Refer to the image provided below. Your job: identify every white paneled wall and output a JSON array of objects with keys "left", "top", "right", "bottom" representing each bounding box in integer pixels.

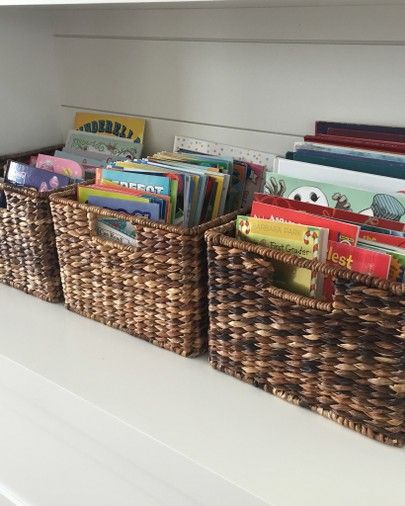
[
  {"left": 0, "top": 9, "right": 62, "bottom": 154},
  {"left": 1, "top": 4, "right": 405, "bottom": 155},
  {"left": 53, "top": 4, "right": 405, "bottom": 155}
]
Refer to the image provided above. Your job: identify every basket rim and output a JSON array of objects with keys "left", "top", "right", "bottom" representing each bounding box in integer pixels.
[
  {"left": 205, "top": 220, "right": 405, "bottom": 296},
  {"left": 49, "top": 185, "right": 241, "bottom": 237}
]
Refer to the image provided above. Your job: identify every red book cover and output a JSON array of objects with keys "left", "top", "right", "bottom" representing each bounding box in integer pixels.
[
  {"left": 315, "top": 121, "right": 405, "bottom": 141},
  {"left": 251, "top": 201, "right": 359, "bottom": 244},
  {"left": 359, "top": 230, "right": 405, "bottom": 248},
  {"left": 253, "top": 194, "right": 405, "bottom": 234},
  {"left": 304, "top": 134, "right": 405, "bottom": 154},
  {"left": 325, "top": 241, "right": 391, "bottom": 300},
  {"left": 326, "top": 128, "right": 405, "bottom": 143}
]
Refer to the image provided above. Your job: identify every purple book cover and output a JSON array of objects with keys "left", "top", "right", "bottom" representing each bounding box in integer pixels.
[
  {"left": 5, "top": 161, "right": 71, "bottom": 192},
  {"left": 88, "top": 195, "right": 161, "bottom": 221}
]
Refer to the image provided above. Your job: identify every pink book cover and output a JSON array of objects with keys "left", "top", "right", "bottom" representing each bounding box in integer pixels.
[{"left": 36, "top": 154, "right": 83, "bottom": 179}]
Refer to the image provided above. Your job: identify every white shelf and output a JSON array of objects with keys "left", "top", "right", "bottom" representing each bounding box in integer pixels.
[
  {"left": 0, "top": 283, "right": 404, "bottom": 506},
  {"left": 2, "top": 0, "right": 405, "bottom": 8}
]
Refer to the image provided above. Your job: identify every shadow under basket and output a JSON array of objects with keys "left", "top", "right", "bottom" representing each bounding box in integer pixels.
[
  {"left": 49, "top": 186, "right": 239, "bottom": 357},
  {"left": 0, "top": 146, "right": 64, "bottom": 302},
  {"left": 205, "top": 221, "right": 405, "bottom": 446}
]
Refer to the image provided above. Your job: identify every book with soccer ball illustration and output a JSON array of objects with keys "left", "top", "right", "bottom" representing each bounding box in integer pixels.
[{"left": 236, "top": 215, "right": 329, "bottom": 298}]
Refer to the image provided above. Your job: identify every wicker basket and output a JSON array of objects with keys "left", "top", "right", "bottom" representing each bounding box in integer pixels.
[
  {"left": 0, "top": 146, "right": 64, "bottom": 302},
  {"left": 49, "top": 186, "right": 239, "bottom": 357},
  {"left": 205, "top": 221, "right": 405, "bottom": 446}
]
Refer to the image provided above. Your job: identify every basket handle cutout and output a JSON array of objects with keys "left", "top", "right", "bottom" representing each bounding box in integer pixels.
[
  {"left": 263, "top": 283, "right": 334, "bottom": 312},
  {"left": 87, "top": 208, "right": 139, "bottom": 251}
]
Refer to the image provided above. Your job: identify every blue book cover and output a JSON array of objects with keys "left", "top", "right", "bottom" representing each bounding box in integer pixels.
[
  {"left": 293, "top": 149, "right": 405, "bottom": 180},
  {"left": 5, "top": 161, "right": 71, "bottom": 192},
  {"left": 88, "top": 195, "right": 161, "bottom": 221},
  {"left": 100, "top": 168, "right": 171, "bottom": 195}
]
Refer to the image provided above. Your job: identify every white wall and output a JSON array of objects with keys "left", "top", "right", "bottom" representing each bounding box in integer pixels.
[
  {"left": 1, "top": 4, "right": 405, "bottom": 157},
  {"left": 53, "top": 4, "right": 405, "bottom": 156},
  {"left": 0, "top": 8, "right": 62, "bottom": 155}
]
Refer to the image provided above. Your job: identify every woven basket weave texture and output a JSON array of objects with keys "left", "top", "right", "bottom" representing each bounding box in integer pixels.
[
  {"left": 0, "top": 146, "right": 64, "bottom": 302},
  {"left": 50, "top": 187, "right": 238, "bottom": 356},
  {"left": 206, "top": 221, "right": 405, "bottom": 447}
]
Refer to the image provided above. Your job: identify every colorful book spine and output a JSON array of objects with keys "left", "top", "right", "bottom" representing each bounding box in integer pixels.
[
  {"left": 251, "top": 201, "right": 359, "bottom": 245},
  {"left": 236, "top": 215, "right": 328, "bottom": 298}
]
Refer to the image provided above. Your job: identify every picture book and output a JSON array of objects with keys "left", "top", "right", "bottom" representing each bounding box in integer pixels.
[
  {"left": 293, "top": 142, "right": 405, "bottom": 164},
  {"left": 74, "top": 112, "right": 145, "bottom": 144},
  {"left": 5, "top": 161, "right": 71, "bottom": 192},
  {"left": 315, "top": 121, "right": 405, "bottom": 142},
  {"left": 241, "top": 162, "right": 265, "bottom": 209},
  {"left": 253, "top": 194, "right": 405, "bottom": 235},
  {"left": 265, "top": 173, "right": 405, "bottom": 224},
  {"left": 275, "top": 158, "right": 405, "bottom": 194},
  {"left": 88, "top": 195, "right": 161, "bottom": 221},
  {"left": 304, "top": 134, "right": 405, "bottom": 155},
  {"left": 95, "top": 219, "right": 136, "bottom": 246},
  {"left": 325, "top": 241, "right": 391, "bottom": 300},
  {"left": 251, "top": 201, "right": 359, "bottom": 245},
  {"left": 358, "top": 239, "right": 405, "bottom": 282},
  {"left": 97, "top": 167, "right": 171, "bottom": 195},
  {"left": 174, "top": 136, "right": 276, "bottom": 172},
  {"left": 65, "top": 130, "right": 142, "bottom": 160},
  {"left": 36, "top": 154, "right": 84, "bottom": 179},
  {"left": 291, "top": 148, "right": 405, "bottom": 180},
  {"left": 236, "top": 215, "right": 328, "bottom": 297},
  {"left": 359, "top": 230, "right": 405, "bottom": 248},
  {"left": 54, "top": 150, "right": 106, "bottom": 169},
  {"left": 78, "top": 185, "right": 149, "bottom": 205}
]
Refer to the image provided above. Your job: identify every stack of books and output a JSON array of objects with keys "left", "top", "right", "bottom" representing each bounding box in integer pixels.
[{"left": 237, "top": 121, "right": 405, "bottom": 300}]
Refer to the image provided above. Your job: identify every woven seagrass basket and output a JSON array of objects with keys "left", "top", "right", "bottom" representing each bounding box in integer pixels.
[
  {"left": 0, "top": 145, "right": 64, "bottom": 302},
  {"left": 49, "top": 186, "right": 239, "bottom": 357},
  {"left": 205, "top": 221, "right": 405, "bottom": 446}
]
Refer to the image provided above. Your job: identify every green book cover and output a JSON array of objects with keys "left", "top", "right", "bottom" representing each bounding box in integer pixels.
[
  {"left": 236, "top": 215, "right": 328, "bottom": 297},
  {"left": 265, "top": 174, "right": 405, "bottom": 224}
]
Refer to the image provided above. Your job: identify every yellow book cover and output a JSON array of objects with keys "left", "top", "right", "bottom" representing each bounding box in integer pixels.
[
  {"left": 74, "top": 112, "right": 145, "bottom": 143},
  {"left": 236, "top": 216, "right": 328, "bottom": 297}
]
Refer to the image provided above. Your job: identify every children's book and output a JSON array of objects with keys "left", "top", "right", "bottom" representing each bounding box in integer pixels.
[
  {"left": 236, "top": 215, "right": 328, "bottom": 298},
  {"left": 265, "top": 173, "right": 405, "bottom": 224},
  {"left": 254, "top": 193, "right": 405, "bottom": 235},
  {"left": 97, "top": 167, "right": 171, "bottom": 195},
  {"left": 65, "top": 130, "right": 142, "bottom": 160},
  {"left": 251, "top": 201, "right": 359, "bottom": 245},
  {"left": 74, "top": 112, "right": 145, "bottom": 144},
  {"left": 291, "top": 149, "right": 405, "bottom": 180},
  {"left": 315, "top": 121, "right": 405, "bottom": 142},
  {"left": 5, "top": 161, "right": 71, "bottom": 192},
  {"left": 241, "top": 162, "right": 265, "bottom": 209},
  {"left": 275, "top": 157, "right": 405, "bottom": 194},
  {"left": 325, "top": 241, "right": 391, "bottom": 300},
  {"left": 359, "top": 229, "right": 405, "bottom": 248},
  {"left": 174, "top": 136, "right": 275, "bottom": 172},
  {"left": 304, "top": 134, "right": 405, "bottom": 155},
  {"left": 95, "top": 219, "right": 137, "bottom": 246},
  {"left": 88, "top": 195, "right": 161, "bottom": 221},
  {"left": 358, "top": 239, "right": 405, "bottom": 282},
  {"left": 36, "top": 154, "right": 84, "bottom": 179}
]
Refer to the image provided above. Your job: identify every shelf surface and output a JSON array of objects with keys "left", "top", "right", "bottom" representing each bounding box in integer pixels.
[
  {"left": 0, "top": 283, "right": 404, "bottom": 505},
  {"left": 2, "top": 1, "right": 405, "bottom": 8}
]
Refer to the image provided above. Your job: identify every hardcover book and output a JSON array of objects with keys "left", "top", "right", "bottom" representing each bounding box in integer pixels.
[
  {"left": 325, "top": 241, "right": 391, "bottom": 299},
  {"left": 315, "top": 121, "right": 405, "bottom": 143},
  {"left": 236, "top": 215, "right": 328, "bottom": 297},
  {"left": 275, "top": 157, "right": 405, "bottom": 194},
  {"left": 5, "top": 161, "right": 71, "bottom": 192},
  {"left": 304, "top": 134, "right": 405, "bottom": 155},
  {"left": 253, "top": 194, "right": 405, "bottom": 234},
  {"left": 251, "top": 201, "right": 359, "bottom": 244},
  {"left": 173, "top": 135, "right": 275, "bottom": 172},
  {"left": 74, "top": 112, "right": 145, "bottom": 144},
  {"left": 36, "top": 154, "right": 84, "bottom": 179},
  {"left": 88, "top": 195, "right": 161, "bottom": 221},
  {"left": 265, "top": 173, "right": 405, "bottom": 224},
  {"left": 65, "top": 130, "right": 142, "bottom": 160}
]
